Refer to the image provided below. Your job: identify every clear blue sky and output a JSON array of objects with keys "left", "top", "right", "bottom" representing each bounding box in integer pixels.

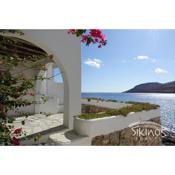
[{"left": 81, "top": 30, "right": 175, "bottom": 92}]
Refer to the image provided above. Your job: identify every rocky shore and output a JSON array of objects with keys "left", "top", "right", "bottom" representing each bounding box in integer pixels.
[{"left": 162, "top": 130, "right": 175, "bottom": 145}]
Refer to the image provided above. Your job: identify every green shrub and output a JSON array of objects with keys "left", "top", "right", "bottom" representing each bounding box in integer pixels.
[
  {"left": 79, "top": 111, "right": 109, "bottom": 120},
  {"left": 87, "top": 98, "right": 91, "bottom": 102},
  {"left": 106, "top": 99, "right": 118, "bottom": 102},
  {"left": 78, "top": 102, "right": 159, "bottom": 119},
  {"left": 84, "top": 98, "right": 118, "bottom": 102}
]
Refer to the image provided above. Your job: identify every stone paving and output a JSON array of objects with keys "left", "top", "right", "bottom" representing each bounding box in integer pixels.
[{"left": 13, "top": 113, "right": 63, "bottom": 137}]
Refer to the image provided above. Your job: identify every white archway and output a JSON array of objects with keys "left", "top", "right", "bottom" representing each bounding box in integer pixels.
[{"left": 7, "top": 30, "right": 81, "bottom": 129}]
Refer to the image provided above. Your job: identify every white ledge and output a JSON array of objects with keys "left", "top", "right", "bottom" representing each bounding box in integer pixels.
[{"left": 74, "top": 108, "right": 160, "bottom": 137}]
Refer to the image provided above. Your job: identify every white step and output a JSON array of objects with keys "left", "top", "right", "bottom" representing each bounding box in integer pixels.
[{"left": 49, "top": 130, "right": 91, "bottom": 145}]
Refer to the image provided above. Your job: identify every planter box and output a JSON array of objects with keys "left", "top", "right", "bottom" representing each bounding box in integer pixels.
[{"left": 74, "top": 108, "right": 160, "bottom": 137}]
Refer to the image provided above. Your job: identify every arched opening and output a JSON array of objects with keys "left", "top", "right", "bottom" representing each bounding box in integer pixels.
[{"left": 1, "top": 35, "right": 68, "bottom": 136}]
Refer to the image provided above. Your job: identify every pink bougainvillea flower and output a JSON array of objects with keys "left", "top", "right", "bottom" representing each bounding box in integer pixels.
[
  {"left": 67, "top": 29, "right": 77, "bottom": 34},
  {"left": 14, "top": 128, "right": 22, "bottom": 135},
  {"left": 89, "top": 29, "right": 106, "bottom": 41},
  {"left": 68, "top": 29, "right": 107, "bottom": 48},
  {"left": 81, "top": 34, "right": 88, "bottom": 43},
  {"left": 12, "top": 137, "right": 20, "bottom": 146},
  {"left": 28, "top": 92, "right": 35, "bottom": 96},
  {"left": 89, "top": 29, "right": 102, "bottom": 38}
]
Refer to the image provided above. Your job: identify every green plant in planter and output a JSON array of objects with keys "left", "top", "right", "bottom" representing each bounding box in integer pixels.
[{"left": 79, "top": 102, "right": 159, "bottom": 120}]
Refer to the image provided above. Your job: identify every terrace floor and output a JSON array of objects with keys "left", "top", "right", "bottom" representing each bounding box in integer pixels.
[
  {"left": 13, "top": 113, "right": 63, "bottom": 137},
  {"left": 13, "top": 100, "right": 131, "bottom": 138}
]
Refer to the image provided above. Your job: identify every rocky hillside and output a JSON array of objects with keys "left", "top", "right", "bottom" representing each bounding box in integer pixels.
[{"left": 125, "top": 81, "right": 175, "bottom": 93}]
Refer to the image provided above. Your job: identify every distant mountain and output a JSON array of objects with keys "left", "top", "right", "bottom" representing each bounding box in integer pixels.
[{"left": 125, "top": 81, "right": 175, "bottom": 93}]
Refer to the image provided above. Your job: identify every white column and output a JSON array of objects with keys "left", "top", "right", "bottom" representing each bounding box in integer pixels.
[
  {"left": 36, "top": 70, "right": 47, "bottom": 95},
  {"left": 46, "top": 62, "right": 54, "bottom": 96},
  {"left": 46, "top": 62, "right": 53, "bottom": 79},
  {"left": 35, "top": 70, "right": 47, "bottom": 113}
]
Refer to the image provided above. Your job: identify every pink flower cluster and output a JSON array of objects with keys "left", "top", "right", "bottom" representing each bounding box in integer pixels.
[
  {"left": 68, "top": 29, "right": 107, "bottom": 48},
  {"left": 68, "top": 29, "right": 77, "bottom": 35},
  {"left": 12, "top": 128, "right": 22, "bottom": 146}
]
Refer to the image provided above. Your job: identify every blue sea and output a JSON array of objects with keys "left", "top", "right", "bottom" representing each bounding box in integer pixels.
[{"left": 82, "top": 93, "right": 175, "bottom": 132}]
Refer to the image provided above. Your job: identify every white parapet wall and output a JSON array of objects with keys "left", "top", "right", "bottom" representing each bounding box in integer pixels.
[
  {"left": 74, "top": 108, "right": 160, "bottom": 137},
  {"left": 35, "top": 97, "right": 61, "bottom": 114},
  {"left": 35, "top": 82, "right": 64, "bottom": 114}
]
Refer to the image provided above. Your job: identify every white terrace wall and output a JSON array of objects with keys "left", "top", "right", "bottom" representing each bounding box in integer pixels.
[{"left": 74, "top": 109, "right": 160, "bottom": 137}]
